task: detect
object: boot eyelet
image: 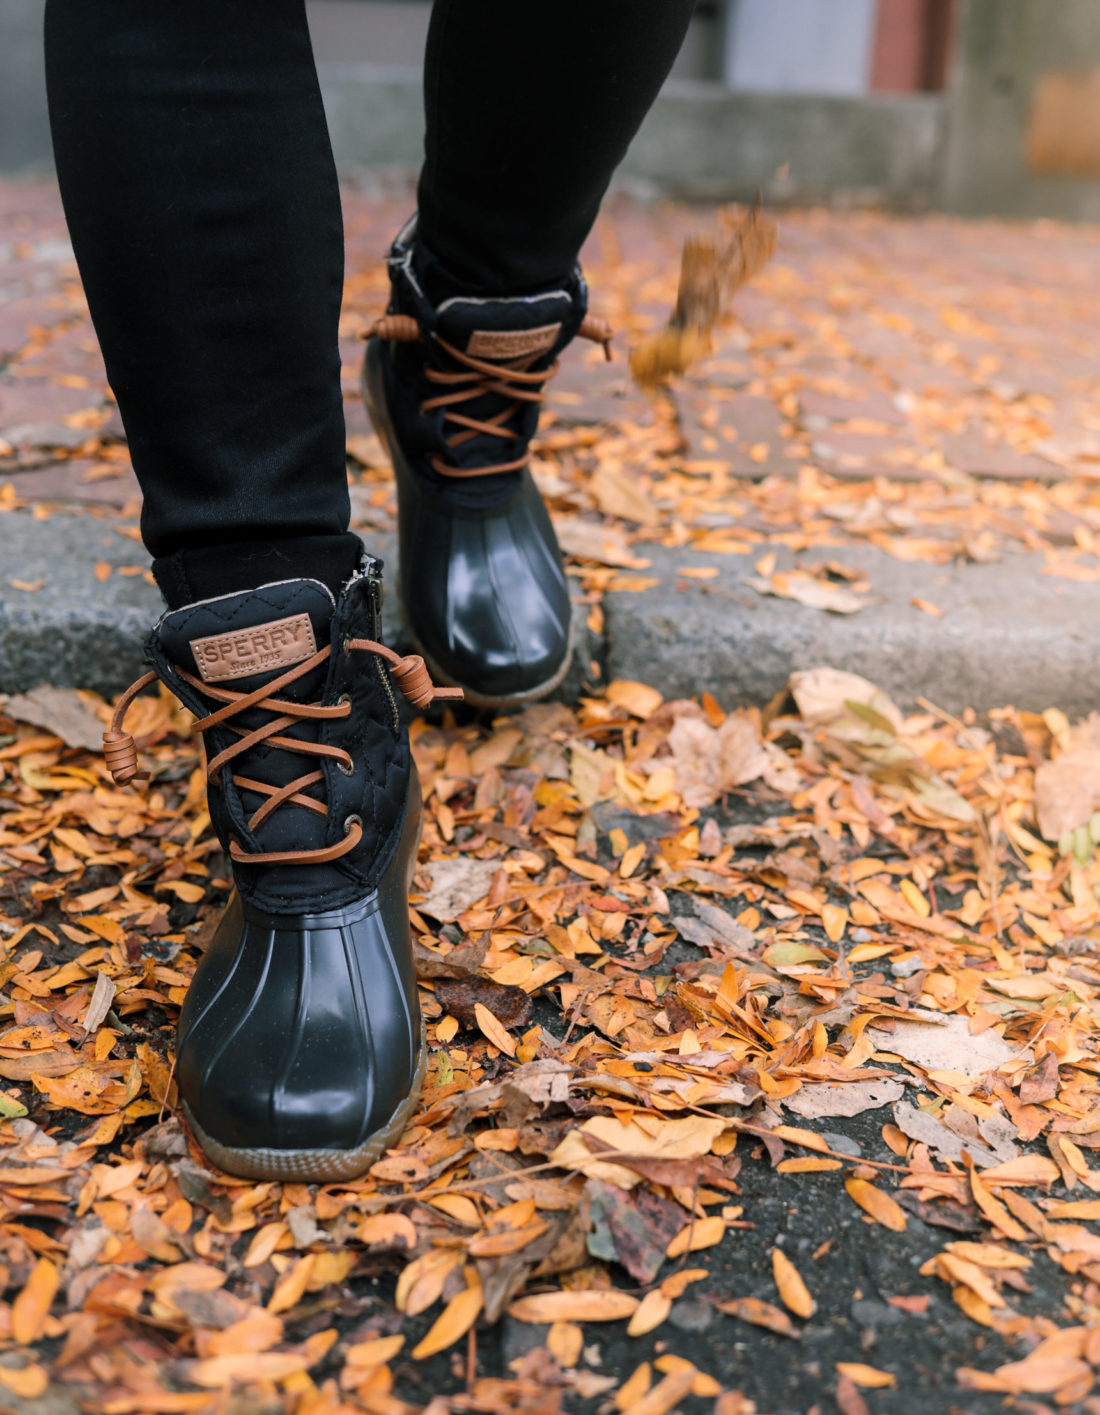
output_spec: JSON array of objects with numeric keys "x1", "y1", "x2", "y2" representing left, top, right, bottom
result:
[
  {"x1": 342, "y1": 637, "x2": 351, "y2": 658},
  {"x1": 337, "y1": 692, "x2": 352, "y2": 708},
  {"x1": 338, "y1": 755, "x2": 355, "y2": 777},
  {"x1": 343, "y1": 813, "x2": 363, "y2": 836}
]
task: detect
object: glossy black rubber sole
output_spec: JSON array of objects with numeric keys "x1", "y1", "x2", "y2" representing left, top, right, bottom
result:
[
  {"x1": 182, "y1": 1035, "x2": 427, "y2": 1182},
  {"x1": 361, "y1": 349, "x2": 573, "y2": 708}
]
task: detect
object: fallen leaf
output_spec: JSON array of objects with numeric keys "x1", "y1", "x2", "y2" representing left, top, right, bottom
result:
[
  {"x1": 4, "y1": 685, "x2": 106, "y2": 751},
  {"x1": 473, "y1": 1001, "x2": 518, "y2": 1057},
  {"x1": 416, "y1": 858, "x2": 499, "y2": 923},
  {"x1": 717, "y1": 1297, "x2": 799, "y2": 1337},
  {"x1": 627, "y1": 1288, "x2": 672, "y2": 1337},
  {"x1": 772, "y1": 1248, "x2": 816, "y2": 1318},
  {"x1": 508, "y1": 1289, "x2": 639, "y2": 1323},
  {"x1": 866, "y1": 1014, "x2": 1025, "y2": 1080},
  {"x1": 845, "y1": 1179, "x2": 907, "y2": 1232},
  {"x1": 412, "y1": 1272, "x2": 483, "y2": 1359},
  {"x1": 837, "y1": 1363, "x2": 897, "y2": 1389},
  {"x1": 11, "y1": 1258, "x2": 60, "y2": 1345}
]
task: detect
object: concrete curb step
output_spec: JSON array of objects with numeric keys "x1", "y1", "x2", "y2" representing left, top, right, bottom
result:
[{"x1": 1, "y1": 510, "x2": 1097, "y2": 716}]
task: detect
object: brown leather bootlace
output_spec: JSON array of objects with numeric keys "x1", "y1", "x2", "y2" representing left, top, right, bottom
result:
[
  {"x1": 369, "y1": 313, "x2": 613, "y2": 479},
  {"x1": 104, "y1": 641, "x2": 461, "y2": 866}
]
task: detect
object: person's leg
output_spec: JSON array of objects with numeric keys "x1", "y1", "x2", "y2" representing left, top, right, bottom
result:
[
  {"x1": 43, "y1": 0, "x2": 360, "y2": 605},
  {"x1": 46, "y1": 1, "x2": 436, "y2": 1184},
  {"x1": 417, "y1": 0, "x2": 696, "y2": 298},
  {"x1": 366, "y1": 0, "x2": 694, "y2": 704}
]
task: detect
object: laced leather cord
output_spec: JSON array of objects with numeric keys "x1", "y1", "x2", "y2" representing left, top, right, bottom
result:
[
  {"x1": 369, "y1": 312, "x2": 613, "y2": 479},
  {"x1": 104, "y1": 642, "x2": 461, "y2": 866}
]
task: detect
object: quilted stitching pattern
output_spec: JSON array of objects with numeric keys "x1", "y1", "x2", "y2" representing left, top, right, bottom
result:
[{"x1": 145, "y1": 570, "x2": 411, "y2": 914}]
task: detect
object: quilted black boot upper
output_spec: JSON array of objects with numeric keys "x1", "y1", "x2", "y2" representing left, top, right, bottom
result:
[
  {"x1": 107, "y1": 553, "x2": 454, "y2": 1180},
  {"x1": 362, "y1": 217, "x2": 610, "y2": 706}
]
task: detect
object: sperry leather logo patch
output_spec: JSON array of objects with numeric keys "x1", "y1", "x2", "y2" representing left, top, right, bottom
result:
[
  {"x1": 466, "y1": 323, "x2": 561, "y2": 359},
  {"x1": 190, "y1": 613, "x2": 317, "y2": 683}
]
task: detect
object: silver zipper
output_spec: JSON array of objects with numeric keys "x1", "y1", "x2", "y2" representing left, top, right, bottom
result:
[{"x1": 366, "y1": 565, "x2": 401, "y2": 732}]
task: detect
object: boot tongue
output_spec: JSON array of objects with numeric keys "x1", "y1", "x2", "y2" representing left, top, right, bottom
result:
[
  {"x1": 154, "y1": 577, "x2": 335, "y2": 700},
  {"x1": 430, "y1": 293, "x2": 577, "y2": 478},
  {"x1": 434, "y1": 290, "x2": 576, "y2": 366}
]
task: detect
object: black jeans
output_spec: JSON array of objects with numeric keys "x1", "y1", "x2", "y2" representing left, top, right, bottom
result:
[{"x1": 44, "y1": 0, "x2": 693, "y2": 605}]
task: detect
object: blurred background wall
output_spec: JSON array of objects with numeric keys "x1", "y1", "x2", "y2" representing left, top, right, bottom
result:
[{"x1": 2, "y1": 0, "x2": 1100, "y2": 217}]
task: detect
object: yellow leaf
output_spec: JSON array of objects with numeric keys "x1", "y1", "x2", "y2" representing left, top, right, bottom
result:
[
  {"x1": 412, "y1": 1273, "x2": 483, "y2": 1360},
  {"x1": 844, "y1": 1178, "x2": 907, "y2": 1232},
  {"x1": 474, "y1": 1002, "x2": 516, "y2": 1057},
  {"x1": 549, "y1": 1114, "x2": 727, "y2": 1190},
  {"x1": 627, "y1": 1289, "x2": 672, "y2": 1337},
  {"x1": 772, "y1": 1248, "x2": 816, "y2": 1318}
]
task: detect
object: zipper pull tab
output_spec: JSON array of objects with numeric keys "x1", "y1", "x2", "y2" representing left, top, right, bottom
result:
[{"x1": 365, "y1": 561, "x2": 385, "y2": 640}]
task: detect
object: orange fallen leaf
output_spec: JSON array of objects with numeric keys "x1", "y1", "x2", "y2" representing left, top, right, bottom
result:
[
  {"x1": 628, "y1": 1288, "x2": 672, "y2": 1337},
  {"x1": 845, "y1": 1178, "x2": 907, "y2": 1232},
  {"x1": 837, "y1": 1363, "x2": 897, "y2": 1389},
  {"x1": 412, "y1": 1272, "x2": 483, "y2": 1359},
  {"x1": 267, "y1": 1255, "x2": 316, "y2": 1315},
  {"x1": 717, "y1": 1297, "x2": 798, "y2": 1337},
  {"x1": 620, "y1": 1368, "x2": 697, "y2": 1415},
  {"x1": 11, "y1": 1257, "x2": 59, "y2": 1345},
  {"x1": 666, "y1": 1215, "x2": 725, "y2": 1258},
  {"x1": 474, "y1": 1001, "x2": 517, "y2": 1057},
  {"x1": 0, "y1": 1363, "x2": 49, "y2": 1399},
  {"x1": 772, "y1": 1248, "x2": 816, "y2": 1319},
  {"x1": 508, "y1": 1289, "x2": 639, "y2": 1323}
]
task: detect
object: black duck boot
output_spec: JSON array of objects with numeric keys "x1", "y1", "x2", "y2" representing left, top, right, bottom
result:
[
  {"x1": 104, "y1": 552, "x2": 459, "y2": 1181},
  {"x1": 362, "y1": 216, "x2": 612, "y2": 708}
]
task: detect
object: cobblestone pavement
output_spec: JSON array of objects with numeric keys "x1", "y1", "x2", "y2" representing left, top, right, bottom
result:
[{"x1": 3, "y1": 177, "x2": 1100, "y2": 709}]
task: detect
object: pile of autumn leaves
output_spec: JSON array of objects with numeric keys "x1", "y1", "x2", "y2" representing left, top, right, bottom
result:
[{"x1": 4, "y1": 664, "x2": 1100, "y2": 1410}]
